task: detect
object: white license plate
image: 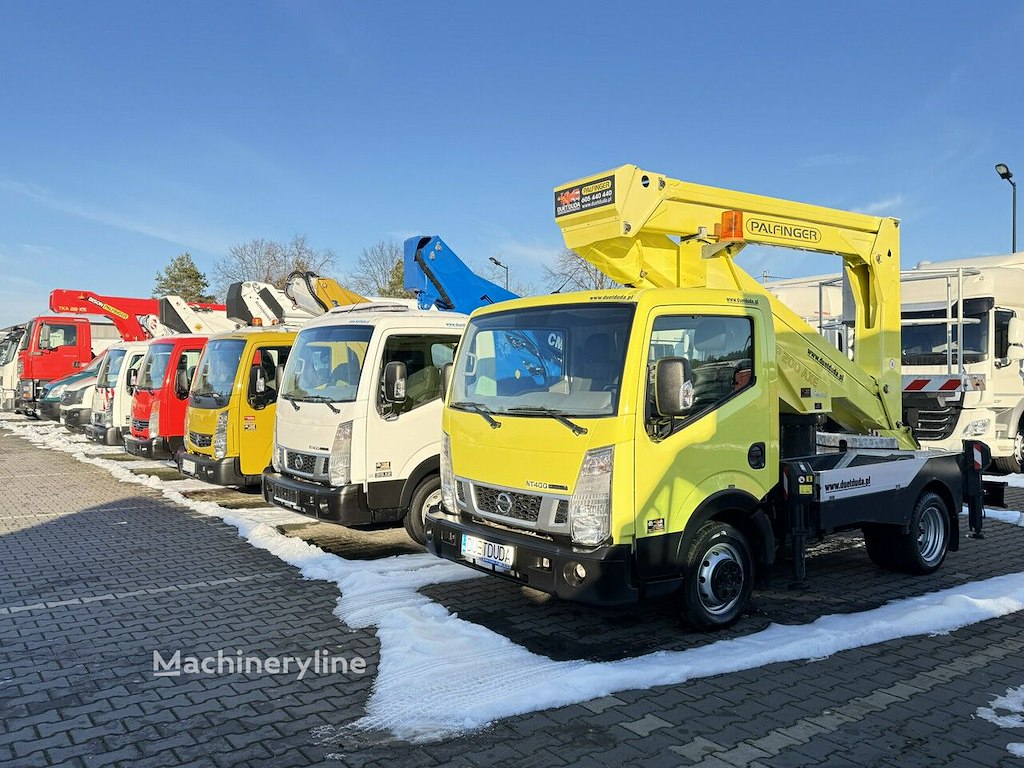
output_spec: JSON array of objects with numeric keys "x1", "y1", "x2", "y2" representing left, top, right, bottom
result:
[
  {"x1": 460, "y1": 534, "x2": 514, "y2": 571},
  {"x1": 181, "y1": 459, "x2": 196, "y2": 475}
]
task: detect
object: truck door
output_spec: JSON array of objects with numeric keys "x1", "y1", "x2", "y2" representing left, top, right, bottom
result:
[
  {"x1": 37, "y1": 321, "x2": 84, "y2": 379},
  {"x1": 633, "y1": 309, "x2": 776, "y2": 568},
  {"x1": 238, "y1": 345, "x2": 291, "y2": 476},
  {"x1": 364, "y1": 332, "x2": 459, "y2": 507}
]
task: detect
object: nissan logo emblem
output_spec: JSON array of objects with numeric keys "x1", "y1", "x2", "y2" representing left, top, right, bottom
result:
[{"x1": 495, "y1": 492, "x2": 513, "y2": 515}]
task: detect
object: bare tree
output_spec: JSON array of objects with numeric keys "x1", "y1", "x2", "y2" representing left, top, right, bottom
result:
[
  {"x1": 346, "y1": 240, "x2": 414, "y2": 298},
  {"x1": 210, "y1": 234, "x2": 335, "y2": 299},
  {"x1": 543, "y1": 248, "x2": 619, "y2": 292}
]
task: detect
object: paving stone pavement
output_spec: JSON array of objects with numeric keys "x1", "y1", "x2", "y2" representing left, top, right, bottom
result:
[{"x1": 3, "y1": 422, "x2": 1024, "y2": 767}]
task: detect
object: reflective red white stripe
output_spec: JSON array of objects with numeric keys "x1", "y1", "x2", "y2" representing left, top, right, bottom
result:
[{"x1": 901, "y1": 374, "x2": 985, "y2": 393}]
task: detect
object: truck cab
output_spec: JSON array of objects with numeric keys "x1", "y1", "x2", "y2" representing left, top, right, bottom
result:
[
  {"x1": 124, "y1": 335, "x2": 206, "y2": 459},
  {"x1": 179, "y1": 327, "x2": 296, "y2": 486},
  {"x1": 0, "y1": 326, "x2": 26, "y2": 411},
  {"x1": 262, "y1": 304, "x2": 464, "y2": 544},
  {"x1": 85, "y1": 340, "x2": 150, "y2": 444},
  {"x1": 15, "y1": 316, "x2": 117, "y2": 415}
]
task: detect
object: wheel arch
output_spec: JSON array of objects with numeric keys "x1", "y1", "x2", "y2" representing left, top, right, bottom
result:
[
  {"x1": 919, "y1": 479, "x2": 959, "y2": 552},
  {"x1": 399, "y1": 454, "x2": 440, "y2": 510},
  {"x1": 673, "y1": 489, "x2": 776, "y2": 573}
]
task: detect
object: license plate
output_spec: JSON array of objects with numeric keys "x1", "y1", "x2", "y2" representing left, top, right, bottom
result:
[
  {"x1": 181, "y1": 459, "x2": 196, "y2": 476},
  {"x1": 272, "y1": 485, "x2": 300, "y2": 510},
  {"x1": 461, "y1": 534, "x2": 514, "y2": 571}
]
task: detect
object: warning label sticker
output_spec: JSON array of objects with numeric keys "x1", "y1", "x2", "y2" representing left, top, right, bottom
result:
[{"x1": 554, "y1": 175, "x2": 615, "y2": 218}]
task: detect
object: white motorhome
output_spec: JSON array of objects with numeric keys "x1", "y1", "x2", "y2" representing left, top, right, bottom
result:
[
  {"x1": 84, "y1": 340, "x2": 150, "y2": 445},
  {"x1": 262, "y1": 303, "x2": 465, "y2": 543}
]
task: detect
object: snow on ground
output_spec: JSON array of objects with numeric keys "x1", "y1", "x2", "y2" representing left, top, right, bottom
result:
[
  {"x1": 987, "y1": 472, "x2": 1024, "y2": 489},
  {"x1": 8, "y1": 419, "x2": 1024, "y2": 742},
  {"x1": 976, "y1": 684, "x2": 1024, "y2": 758}
]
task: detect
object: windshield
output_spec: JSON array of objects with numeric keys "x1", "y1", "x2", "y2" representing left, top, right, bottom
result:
[
  {"x1": 98, "y1": 349, "x2": 127, "y2": 388},
  {"x1": 191, "y1": 339, "x2": 246, "y2": 406},
  {"x1": 83, "y1": 353, "x2": 104, "y2": 374},
  {"x1": 0, "y1": 334, "x2": 20, "y2": 366},
  {"x1": 18, "y1": 322, "x2": 34, "y2": 352},
  {"x1": 451, "y1": 304, "x2": 634, "y2": 417},
  {"x1": 137, "y1": 343, "x2": 174, "y2": 390},
  {"x1": 902, "y1": 300, "x2": 990, "y2": 365},
  {"x1": 280, "y1": 325, "x2": 373, "y2": 403}
]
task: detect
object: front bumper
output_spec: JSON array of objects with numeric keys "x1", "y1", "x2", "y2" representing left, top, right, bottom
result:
[
  {"x1": 61, "y1": 407, "x2": 91, "y2": 431},
  {"x1": 85, "y1": 423, "x2": 123, "y2": 445},
  {"x1": 178, "y1": 451, "x2": 260, "y2": 487},
  {"x1": 262, "y1": 471, "x2": 390, "y2": 526},
  {"x1": 124, "y1": 434, "x2": 180, "y2": 460},
  {"x1": 425, "y1": 511, "x2": 639, "y2": 606},
  {"x1": 38, "y1": 401, "x2": 61, "y2": 420}
]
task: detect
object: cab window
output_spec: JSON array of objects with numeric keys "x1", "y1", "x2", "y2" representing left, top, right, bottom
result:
[
  {"x1": 645, "y1": 315, "x2": 754, "y2": 439},
  {"x1": 378, "y1": 334, "x2": 459, "y2": 416},
  {"x1": 41, "y1": 323, "x2": 78, "y2": 350}
]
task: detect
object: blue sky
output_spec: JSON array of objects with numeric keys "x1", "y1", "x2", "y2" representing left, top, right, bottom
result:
[{"x1": 1, "y1": 1, "x2": 1022, "y2": 327}]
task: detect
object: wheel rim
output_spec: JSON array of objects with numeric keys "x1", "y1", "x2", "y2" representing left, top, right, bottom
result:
[
  {"x1": 917, "y1": 504, "x2": 947, "y2": 565},
  {"x1": 421, "y1": 489, "x2": 443, "y2": 522},
  {"x1": 696, "y1": 542, "x2": 745, "y2": 616},
  {"x1": 1014, "y1": 432, "x2": 1024, "y2": 464}
]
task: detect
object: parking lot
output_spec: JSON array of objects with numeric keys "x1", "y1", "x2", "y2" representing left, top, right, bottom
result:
[{"x1": 3, "y1": 416, "x2": 1024, "y2": 767}]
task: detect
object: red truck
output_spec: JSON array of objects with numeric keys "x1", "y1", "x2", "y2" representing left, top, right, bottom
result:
[
  {"x1": 14, "y1": 316, "x2": 121, "y2": 415},
  {"x1": 124, "y1": 335, "x2": 207, "y2": 459}
]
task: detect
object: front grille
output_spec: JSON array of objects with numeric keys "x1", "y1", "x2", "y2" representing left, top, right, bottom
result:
[
  {"x1": 905, "y1": 398, "x2": 962, "y2": 442},
  {"x1": 473, "y1": 485, "x2": 542, "y2": 522},
  {"x1": 132, "y1": 418, "x2": 149, "y2": 432},
  {"x1": 554, "y1": 499, "x2": 569, "y2": 524},
  {"x1": 285, "y1": 451, "x2": 329, "y2": 480},
  {"x1": 189, "y1": 431, "x2": 212, "y2": 448},
  {"x1": 92, "y1": 412, "x2": 104, "y2": 426}
]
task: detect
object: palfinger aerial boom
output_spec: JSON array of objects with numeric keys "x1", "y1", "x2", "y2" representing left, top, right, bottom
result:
[{"x1": 555, "y1": 164, "x2": 912, "y2": 449}]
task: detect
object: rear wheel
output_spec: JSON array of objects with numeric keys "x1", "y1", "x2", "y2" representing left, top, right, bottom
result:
[
  {"x1": 403, "y1": 475, "x2": 441, "y2": 546},
  {"x1": 864, "y1": 491, "x2": 950, "y2": 575},
  {"x1": 680, "y1": 521, "x2": 754, "y2": 630}
]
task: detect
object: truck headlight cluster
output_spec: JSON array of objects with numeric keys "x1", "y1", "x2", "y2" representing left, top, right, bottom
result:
[
  {"x1": 569, "y1": 446, "x2": 614, "y2": 546},
  {"x1": 440, "y1": 432, "x2": 456, "y2": 512},
  {"x1": 48, "y1": 384, "x2": 67, "y2": 400},
  {"x1": 150, "y1": 401, "x2": 161, "y2": 437},
  {"x1": 962, "y1": 419, "x2": 991, "y2": 438},
  {"x1": 328, "y1": 421, "x2": 353, "y2": 486},
  {"x1": 213, "y1": 411, "x2": 228, "y2": 459},
  {"x1": 271, "y1": 422, "x2": 284, "y2": 472}
]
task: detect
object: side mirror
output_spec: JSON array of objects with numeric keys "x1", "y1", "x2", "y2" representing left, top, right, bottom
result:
[
  {"x1": 441, "y1": 362, "x2": 453, "y2": 402},
  {"x1": 1008, "y1": 317, "x2": 1024, "y2": 361},
  {"x1": 175, "y1": 369, "x2": 190, "y2": 399},
  {"x1": 39, "y1": 326, "x2": 51, "y2": 348},
  {"x1": 127, "y1": 368, "x2": 139, "y2": 392},
  {"x1": 249, "y1": 366, "x2": 271, "y2": 408},
  {"x1": 383, "y1": 361, "x2": 407, "y2": 404},
  {"x1": 275, "y1": 363, "x2": 285, "y2": 391},
  {"x1": 654, "y1": 357, "x2": 694, "y2": 417}
]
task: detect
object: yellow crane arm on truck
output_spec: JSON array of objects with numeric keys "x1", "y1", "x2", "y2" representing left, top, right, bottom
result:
[
  {"x1": 554, "y1": 164, "x2": 915, "y2": 450},
  {"x1": 284, "y1": 271, "x2": 368, "y2": 316}
]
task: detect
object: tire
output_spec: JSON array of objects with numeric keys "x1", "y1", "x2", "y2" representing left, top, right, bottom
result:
[
  {"x1": 992, "y1": 427, "x2": 1024, "y2": 475},
  {"x1": 403, "y1": 475, "x2": 441, "y2": 546},
  {"x1": 680, "y1": 521, "x2": 754, "y2": 630},
  {"x1": 865, "y1": 491, "x2": 950, "y2": 575}
]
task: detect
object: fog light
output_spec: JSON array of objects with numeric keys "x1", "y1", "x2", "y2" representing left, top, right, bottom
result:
[
  {"x1": 563, "y1": 561, "x2": 587, "y2": 587},
  {"x1": 541, "y1": 557, "x2": 551, "y2": 569}
]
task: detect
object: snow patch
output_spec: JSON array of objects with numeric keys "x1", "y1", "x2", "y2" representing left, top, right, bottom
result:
[{"x1": 977, "y1": 684, "x2": 1024, "y2": 758}]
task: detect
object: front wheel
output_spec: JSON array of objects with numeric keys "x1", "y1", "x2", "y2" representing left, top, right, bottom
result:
[
  {"x1": 680, "y1": 521, "x2": 754, "y2": 630},
  {"x1": 992, "y1": 427, "x2": 1024, "y2": 474},
  {"x1": 403, "y1": 475, "x2": 441, "y2": 546}
]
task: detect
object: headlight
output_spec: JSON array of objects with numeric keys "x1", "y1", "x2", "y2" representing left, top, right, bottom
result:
[
  {"x1": 271, "y1": 421, "x2": 284, "y2": 472},
  {"x1": 214, "y1": 411, "x2": 228, "y2": 459},
  {"x1": 569, "y1": 446, "x2": 614, "y2": 546},
  {"x1": 328, "y1": 420, "x2": 353, "y2": 486},
  {"x1": 183, "y1": 405, "x2": 191, "y2": 444},
  {"x1": 150, "y1": 400, "x2": 160, "y2": 437},
  {"x1": 963, "y1": 419, "x2": 991, "y2": 438},
  {"x1": 48, "y1": 384, "x2": 67, "y2": 399},
  {"x1": 440, "y1": 432, "x2": 456, "y2": 512},
  {"x1": 72, "y1": 387, "x2": 87, "y2": 404}
]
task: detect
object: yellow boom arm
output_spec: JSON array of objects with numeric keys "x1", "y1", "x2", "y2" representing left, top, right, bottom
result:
[{"x1": 554, "y1": 164, "x2": 914, "y2": 449}]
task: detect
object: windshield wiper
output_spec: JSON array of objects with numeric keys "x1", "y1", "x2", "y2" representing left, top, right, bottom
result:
[
  {"x1": 280, "y1": 392, "x2": 300, "y2": 411},
  {"x1": 449, "y1": 401, "x2": 502, "y2": 429},
  {"x1": 506, "y1": 406, "x2": 588, "y2": 436},
  {"x1": 295, "y1": 395, "x2": 340, "y2": 414}
]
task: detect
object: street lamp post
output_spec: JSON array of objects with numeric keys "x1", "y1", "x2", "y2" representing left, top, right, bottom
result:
[
  {"x1": 489, "y1": 256, "x2": 509, "y2": 289},
  {"x1": 996, "y1": 163, "x2": 1017, "y2": 253}
]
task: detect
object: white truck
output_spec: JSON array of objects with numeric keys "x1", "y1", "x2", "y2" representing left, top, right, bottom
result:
[
  {"x1": 0, "y1": 326, "x2": 26, "y2": 411},
  {"x1": 262, "y1": 303, "x2": 465, "y2": 544},
  {"x1": 769, "y1": 253, "x2": 1024, "y2": 472},
  {"x1": 84, "y1": 340, "x2": 151, "y2": 445}
]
